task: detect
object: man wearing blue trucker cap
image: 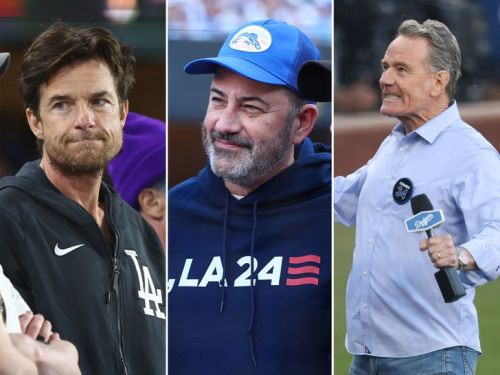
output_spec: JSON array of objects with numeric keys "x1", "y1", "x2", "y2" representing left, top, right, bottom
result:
[{"x1": 169, "y1": 19, "x2": 331, "y2": 375}]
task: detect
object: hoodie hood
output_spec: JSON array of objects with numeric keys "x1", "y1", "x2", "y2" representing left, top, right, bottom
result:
[{"x1": 0, "y1": 160, "x2": 118, "y2": 227}]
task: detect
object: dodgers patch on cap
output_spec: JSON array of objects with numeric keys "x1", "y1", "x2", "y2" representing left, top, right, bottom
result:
[
  {"x1": 393, "y1": 177, "x2": 413, "y2": 205},
  {"x1": 229, "y1": 25, "x2": 272, "y2": 53}
]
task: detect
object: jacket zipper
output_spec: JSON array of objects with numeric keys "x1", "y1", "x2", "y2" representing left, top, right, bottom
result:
[{"x1": 106, "y1": 230, "x2": 129, "y2": 375}]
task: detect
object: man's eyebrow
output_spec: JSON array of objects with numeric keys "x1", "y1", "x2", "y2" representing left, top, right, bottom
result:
[
  {"x1": 380, "y1": 58, "x2": 409, "y2": 69},
  {"x1": 90, "y1": 90, "x2": 113, "y2": 99},
  {"x1": 210, "y1": 87, "x2": 271, "y2": 108},
  {"x1": 47, "y1": 94, "x2": 72, "y2": 105},
  {"x1": 210, "y1": 87, "x2": 226, "y2": 97},
  {"x1": 239, "y1": 95, "x2": 270, "y2": 108},
  {"x1": 47, "y1": 91, "x2": 113, "y2": 105}
]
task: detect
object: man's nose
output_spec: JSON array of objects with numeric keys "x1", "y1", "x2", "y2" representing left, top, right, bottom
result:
[
  {"x1": 213, "y1": 106, "x2": 242, "y2": 134},
  {"x1": 379, "y1": 69, "x2": 395, "y2": 87},
  {"x1": 74, "y1": 103, "x2": 96, "y2": 129}
]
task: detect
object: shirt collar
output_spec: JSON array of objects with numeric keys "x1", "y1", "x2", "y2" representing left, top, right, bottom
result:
[{"x1": 392, "y1": 101, "x2": 460, "y2": 144}]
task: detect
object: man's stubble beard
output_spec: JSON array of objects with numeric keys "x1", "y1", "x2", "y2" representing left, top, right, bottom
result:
[{"x1": 44, "y1": 130, "x2": 122, "y2": 176}]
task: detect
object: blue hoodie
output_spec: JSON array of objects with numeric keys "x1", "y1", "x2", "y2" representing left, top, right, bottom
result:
[{"x1": 168, "y1": 138, "x2": 331, "y2": 375}]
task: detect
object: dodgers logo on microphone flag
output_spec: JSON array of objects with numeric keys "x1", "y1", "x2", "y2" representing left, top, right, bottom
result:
[{"x1": 405, "y1": 209, "x2": 445, "y2": 233}]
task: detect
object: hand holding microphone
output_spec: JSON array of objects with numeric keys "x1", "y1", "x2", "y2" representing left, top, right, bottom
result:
[
  {"x1": 419, "y1": 234, "x2": 457, "y2": 268},
  {"x1": 405, "y1": 194, "x2": 466, "y2": 303}
]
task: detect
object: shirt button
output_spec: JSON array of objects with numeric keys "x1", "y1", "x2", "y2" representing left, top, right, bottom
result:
[
  {"x1": 399, "y1": 147, "x2": 405, "y2": 152},
  {"x1": 385, "y1": 176, "x2": 390, "y2": 181},
  {"x1": 363, "y1": 271, "x2": 368, "y2": 276},
  {"x1": 368, "y1": 238, "x2": 374, "y2": 243},
  {"x1": 376, "y1": 207, "x2": 382, "y2": 212},
  {"x1": 363, "y1": 304, "x2": 367, "y2": 309}
]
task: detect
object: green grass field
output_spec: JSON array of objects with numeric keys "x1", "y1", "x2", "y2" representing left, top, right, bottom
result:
[{"x1": 334, "y1": 224, "x2": 500, "y2": 374}]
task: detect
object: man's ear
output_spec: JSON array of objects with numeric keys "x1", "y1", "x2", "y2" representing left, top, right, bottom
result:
[
  {"x1": 291, "y1": 103, "x2": 319, "y2": 145},
  {"x1": 26, "y1": 108, "x2": 44, "y2": 140},
  {"x1": 138, "y1": 188, "x2": 165, "y2": 220},
  {"x1": 431, "y1": 70, "x2": 450, "y2": 98},
  {"x1": 120, "y1": 100, "x2": 129, "y2": 129}
]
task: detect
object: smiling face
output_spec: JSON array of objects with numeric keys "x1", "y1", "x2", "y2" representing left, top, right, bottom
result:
[
  {"x1": 26, "y1": 59, "x2": 128, "y2": 176},
  {"x1": 201, "y1": 68, "x2": 301, "y2": 192},
  {"x1": 379, "y1": 35, "x2": 449, "y2": 131}
]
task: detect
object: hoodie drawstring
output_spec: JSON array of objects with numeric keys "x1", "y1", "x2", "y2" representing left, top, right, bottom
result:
[
  {"x1": 247, "y1": 200, "x2": 259, "y2": 367},
  {"x1": 219, "y1": 192, "x2": 230, "y2": 313},
  {"x1": 219, "y1": 195, "x2": 259, "y2": 367}
]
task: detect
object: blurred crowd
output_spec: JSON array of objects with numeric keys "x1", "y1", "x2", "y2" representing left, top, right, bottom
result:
[
  {"x1": 0, "y1": 0, "x2": 164, "y2": 22},
  {"x1": 335, "y1": 0, "x2": 500, "y2": 112},
  {"x1": 168, "y1": 0, "x2": 332, "y2": 42}
]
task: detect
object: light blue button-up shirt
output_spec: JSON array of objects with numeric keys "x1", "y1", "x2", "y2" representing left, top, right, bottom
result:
[{"x1": 335, "y1": 102, "x2": 500, "y2": 357}]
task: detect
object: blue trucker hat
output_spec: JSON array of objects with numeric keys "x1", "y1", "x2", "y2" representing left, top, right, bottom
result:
[{"x1": 184, "y1": 19, "x2": 320, "y2": 95}]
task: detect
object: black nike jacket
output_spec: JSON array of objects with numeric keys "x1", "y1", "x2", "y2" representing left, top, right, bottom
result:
[{"x1": 0, "y1": 161, "x2": 165, "y2": 375}]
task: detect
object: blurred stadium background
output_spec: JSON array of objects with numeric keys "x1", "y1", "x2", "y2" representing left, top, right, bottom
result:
[
  {"x1": 335, "y1": 1, "x2": 500, "y2": 374},
  {"x1": 0, "y1": 0, "x2": 165, "y2": 177},
  {"x1": 168, "y1": 0, "x2": 332, "y2": 187}
]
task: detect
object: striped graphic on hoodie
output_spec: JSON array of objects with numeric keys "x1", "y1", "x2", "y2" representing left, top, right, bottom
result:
[{"x1": 286, "y1": 255, "x2": 321, "y2": 286}]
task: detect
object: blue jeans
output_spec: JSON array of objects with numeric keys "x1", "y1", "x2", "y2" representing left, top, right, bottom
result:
[{"x1": 348, "y1": 346, "x2": 479, "y2": 375}]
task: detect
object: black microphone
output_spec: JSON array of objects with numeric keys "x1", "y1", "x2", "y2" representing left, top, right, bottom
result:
[{"x1": 411, "y1": 194, "x2": 465, "y2": 303}]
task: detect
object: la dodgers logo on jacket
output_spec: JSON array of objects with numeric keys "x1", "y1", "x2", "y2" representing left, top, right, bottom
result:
[
  {"x1": 125, "y1": 250, "x2": 165, "y2": 319},
  {"x1": 168, "y1": 254, "x2": 322, "y2": 292}
]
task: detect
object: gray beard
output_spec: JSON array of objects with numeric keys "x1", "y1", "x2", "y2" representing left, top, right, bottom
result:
[{"x1": 201, "y1": 114, "x2": 294, "y2": 188}]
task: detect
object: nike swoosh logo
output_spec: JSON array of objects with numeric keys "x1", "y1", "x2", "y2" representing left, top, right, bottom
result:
[{"x1": 54, "y1": 243, "x2": 85, "y2": 256}]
